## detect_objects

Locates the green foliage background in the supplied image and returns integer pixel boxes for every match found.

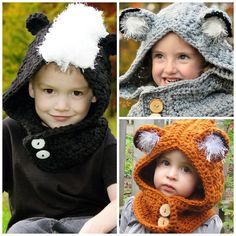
[2,2,116,232]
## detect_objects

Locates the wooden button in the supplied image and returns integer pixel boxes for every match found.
[157,217,169,227]
[149,99,164,113]
[149,113,161,117]
[160,204,170,217]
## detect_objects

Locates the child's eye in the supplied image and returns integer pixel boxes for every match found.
[179,54,189,60]
[160,159,169,166]
[153,53,164,59]
[182,166,191,173]
[43,89,53,94]
[73,91,83,96]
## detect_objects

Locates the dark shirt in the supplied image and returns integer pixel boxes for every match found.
[3,117,117,229]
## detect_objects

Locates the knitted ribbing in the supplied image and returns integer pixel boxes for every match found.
[133,120,229,233]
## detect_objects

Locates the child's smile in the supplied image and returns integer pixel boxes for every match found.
[160,77,182,85]
[151,32,205,87]
[28,63,97,128]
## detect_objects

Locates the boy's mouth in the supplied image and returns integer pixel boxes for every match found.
[51,115,71,122]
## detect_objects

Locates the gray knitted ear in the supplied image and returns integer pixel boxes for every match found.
[119,8,153,41]
[201,10,232,38]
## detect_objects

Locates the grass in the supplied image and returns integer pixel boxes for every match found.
[2,192,11,233]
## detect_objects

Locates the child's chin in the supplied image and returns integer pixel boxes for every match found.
[160,190,176,197]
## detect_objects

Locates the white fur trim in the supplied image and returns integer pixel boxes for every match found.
[121,16,149,39]
[202,17,227,38]
[199,134,228,162]
[38,4,108,72]
[136,131,160,153]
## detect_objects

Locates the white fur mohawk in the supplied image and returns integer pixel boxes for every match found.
[38,4,108,72]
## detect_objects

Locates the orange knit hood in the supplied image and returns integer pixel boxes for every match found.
[133,120,229,233]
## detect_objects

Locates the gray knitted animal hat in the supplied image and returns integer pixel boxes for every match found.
[119,2,233,97]
[3,4,116,124]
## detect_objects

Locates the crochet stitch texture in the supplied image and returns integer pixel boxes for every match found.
[3,4,115,171]
[133,120,229,233]
[120,2,233,117]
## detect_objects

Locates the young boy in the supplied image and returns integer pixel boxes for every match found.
[119,2,233,117]
[3,4,117,233]
[120,120,229,233]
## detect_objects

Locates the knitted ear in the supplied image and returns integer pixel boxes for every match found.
[202,10,232,38]
[26,13,50,36]
[199,132,229,162]
[134,127,161,153]
[119,8,153,41]
[99,33,117,56]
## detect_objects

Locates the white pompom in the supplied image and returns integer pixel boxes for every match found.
[120,16,149,41]
[38,4,108,72]
[199,134,228,162]
[202,17,227,38]
[136,131,160,153]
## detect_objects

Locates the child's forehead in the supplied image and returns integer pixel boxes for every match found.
[32,62,89,87]
[152,32,195,51]
[38,63,81,74]
[160,150,191,164]
[34,63,82,79]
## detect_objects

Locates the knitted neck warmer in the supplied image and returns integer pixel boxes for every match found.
[133,189,214,233]
[124,68,233,117]
[21,116,108,172]
[133,120,229,233]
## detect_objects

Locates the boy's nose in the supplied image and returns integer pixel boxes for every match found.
[54,97,70,111]
[164,60,177,74]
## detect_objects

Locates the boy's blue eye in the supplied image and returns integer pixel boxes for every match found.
[73,91,82,96]
[44,89,53,94]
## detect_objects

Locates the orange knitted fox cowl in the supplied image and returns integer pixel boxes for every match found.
[133,120,229,233]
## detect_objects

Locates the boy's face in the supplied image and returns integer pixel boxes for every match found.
[29,63,96,128]
[153,150,199,198]
[151,32,205,86]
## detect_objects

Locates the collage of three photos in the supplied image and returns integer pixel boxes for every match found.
[2,1,234,234]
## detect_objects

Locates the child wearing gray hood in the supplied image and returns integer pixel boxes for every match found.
[120,2,233,117]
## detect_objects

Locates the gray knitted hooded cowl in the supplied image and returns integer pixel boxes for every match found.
[119,2,233,117]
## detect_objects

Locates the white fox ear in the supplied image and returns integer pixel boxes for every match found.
[199,133,229,162]
[119,8,153,41]
[134,130,160,153]
[202,10,232,38]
